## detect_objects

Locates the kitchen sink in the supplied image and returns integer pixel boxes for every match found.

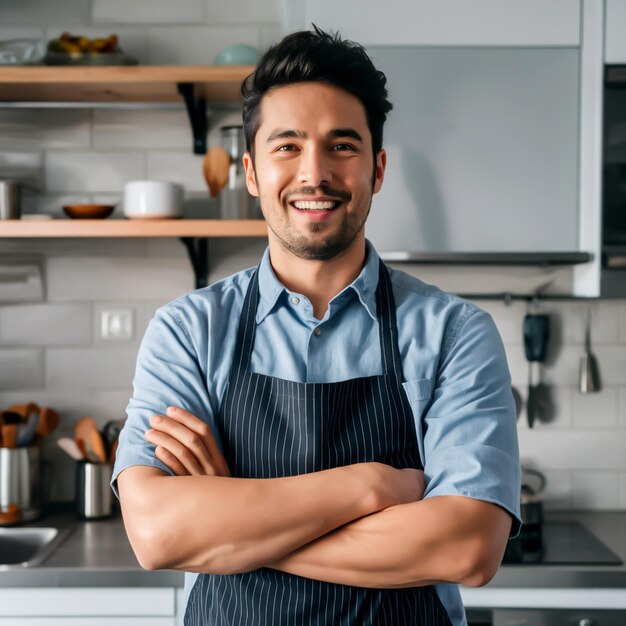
[0,527,71,568]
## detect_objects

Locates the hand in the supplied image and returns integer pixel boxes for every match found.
[144,406,230,477]
[366,463,425,509]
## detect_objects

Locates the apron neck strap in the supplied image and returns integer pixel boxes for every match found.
[232,259,404,380]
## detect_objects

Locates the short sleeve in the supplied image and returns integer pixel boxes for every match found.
[421,308,522,537]
[111,305,217,498]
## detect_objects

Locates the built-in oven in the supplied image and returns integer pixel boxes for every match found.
[601,65,626,295]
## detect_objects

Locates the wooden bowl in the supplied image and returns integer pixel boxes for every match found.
[63,204,115,219]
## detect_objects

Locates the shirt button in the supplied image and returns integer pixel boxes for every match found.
[314,327,322,337]
[290,296,300,305]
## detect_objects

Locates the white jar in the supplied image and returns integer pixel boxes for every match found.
[123,180,183,219]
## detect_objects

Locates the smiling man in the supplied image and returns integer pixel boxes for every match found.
[114,27,521,626]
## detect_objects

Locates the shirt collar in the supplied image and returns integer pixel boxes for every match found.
[255,240,380,324]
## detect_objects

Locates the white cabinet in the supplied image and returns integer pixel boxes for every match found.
[0,588,181,625]
[606,0,626,62]
[305,0,580,46]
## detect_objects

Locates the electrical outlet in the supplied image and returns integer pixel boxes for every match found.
[101,308,134,341]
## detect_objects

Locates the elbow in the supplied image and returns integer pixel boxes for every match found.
[458,539,504,587]
[127,521,170,571]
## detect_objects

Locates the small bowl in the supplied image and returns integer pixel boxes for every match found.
[63,204,116,219]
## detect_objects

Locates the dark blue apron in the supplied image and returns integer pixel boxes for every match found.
[184,260,453,625]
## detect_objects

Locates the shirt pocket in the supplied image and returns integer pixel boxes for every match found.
[401,378,434,461]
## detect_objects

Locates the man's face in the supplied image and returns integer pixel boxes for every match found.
[243,82,386,261]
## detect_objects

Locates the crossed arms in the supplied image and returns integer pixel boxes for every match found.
[117,407,512,589]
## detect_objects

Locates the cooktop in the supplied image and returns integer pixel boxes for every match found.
[502,521,623,565]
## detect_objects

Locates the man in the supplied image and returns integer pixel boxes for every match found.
[114,27,521,626]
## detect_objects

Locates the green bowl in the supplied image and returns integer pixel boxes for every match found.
[213,44,262,66]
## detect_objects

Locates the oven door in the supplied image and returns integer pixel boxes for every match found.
[494,608,626,625]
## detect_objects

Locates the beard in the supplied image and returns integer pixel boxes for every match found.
[260,183,372,261]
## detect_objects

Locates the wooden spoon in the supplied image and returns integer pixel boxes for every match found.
[75,416,101,463]
[1,424,18,448]
[37,407,60,437]
[87,428,107,464]
[8,402,40,421]
[202,146,231,198]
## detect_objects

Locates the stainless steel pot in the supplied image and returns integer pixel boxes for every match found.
[0,446,43,523]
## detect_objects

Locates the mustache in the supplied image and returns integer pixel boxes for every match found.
[285,185,351,203]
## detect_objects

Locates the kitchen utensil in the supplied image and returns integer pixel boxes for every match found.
[123,180,183,219]
[16,412,39,447]
[203,146,231,198]
[523,313,550,428]
[8,402,39,421]
[512,386,523,420]
[36,407,60,437]
[57,437,84,461]
[0,180,21,220]
[1,411,23,425]
[63,204,115,219]
[580,308,602,393]
[0,446,43,522]
[101,419,123,459]
[108,437,119,464]
[1,424,17,448]
[0,503,21,525]
[75,417,101,463]
[87,429,107,464]
[75,461,114,520]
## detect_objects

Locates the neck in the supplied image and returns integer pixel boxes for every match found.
[268,236,367,320]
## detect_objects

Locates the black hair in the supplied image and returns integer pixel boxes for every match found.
[241,25,392,159]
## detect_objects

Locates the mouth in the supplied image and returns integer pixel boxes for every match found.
[288,198,344,215]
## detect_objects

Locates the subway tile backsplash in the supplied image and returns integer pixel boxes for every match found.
[1,2,626,509]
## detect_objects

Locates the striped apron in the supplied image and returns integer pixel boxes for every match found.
[184,260,453,626]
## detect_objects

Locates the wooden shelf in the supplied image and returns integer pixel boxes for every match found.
[0,65,254,103]
[0,219,268,238]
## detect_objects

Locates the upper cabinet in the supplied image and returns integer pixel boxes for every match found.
[303,0,604,297]
[306,0,580,47]
[606,0,626,63]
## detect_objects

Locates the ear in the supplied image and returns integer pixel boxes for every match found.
[243,152,259,197]
[373,149,387,194]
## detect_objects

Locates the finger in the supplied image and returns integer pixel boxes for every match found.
[164,407,231,476]
[149,414,216,475]
[145,428,212,476]
[154,445,189,476]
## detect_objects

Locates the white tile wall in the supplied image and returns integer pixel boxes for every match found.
[2,3,626,510]
[93,0,206,25]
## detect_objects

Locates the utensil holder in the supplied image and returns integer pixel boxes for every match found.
[75,461,114,520]
[0,446,43,523]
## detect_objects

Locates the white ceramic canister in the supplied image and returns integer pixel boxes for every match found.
[123,180,184,219]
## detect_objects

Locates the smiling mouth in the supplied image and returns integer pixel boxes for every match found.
[290,200,341,211]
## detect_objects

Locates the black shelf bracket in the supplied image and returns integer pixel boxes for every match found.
[177,82,208,154]
[181,237,209,289]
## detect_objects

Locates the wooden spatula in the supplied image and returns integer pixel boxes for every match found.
[202,146,231,198]
[75,416,102,463]
[37,407,60,437]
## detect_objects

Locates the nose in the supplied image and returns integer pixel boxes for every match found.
[297,145,332,187]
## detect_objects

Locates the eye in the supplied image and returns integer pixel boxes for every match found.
[332,143,357,152]
[275,144,298,152]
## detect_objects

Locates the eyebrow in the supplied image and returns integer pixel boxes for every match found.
[266,128,364,143]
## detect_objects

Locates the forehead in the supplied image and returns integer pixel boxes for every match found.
[257,82,370,140]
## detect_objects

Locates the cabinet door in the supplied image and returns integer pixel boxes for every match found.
[365,46,580,254]
[0,588,176,619]
[606,0,626,62]
[305,0,580,46]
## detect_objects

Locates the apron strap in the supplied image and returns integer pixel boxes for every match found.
[232,268,260,373]
[377,260,405,380]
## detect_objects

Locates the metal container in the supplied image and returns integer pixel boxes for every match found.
[75,461,114,520]
[219,125,261,219]
[0,447,43,523]
[0,180,21,220]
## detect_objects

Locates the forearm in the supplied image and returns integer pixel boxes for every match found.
[267,496,512,588]
[118,464,384,575]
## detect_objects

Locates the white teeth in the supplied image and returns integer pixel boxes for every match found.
[293,200,337,210]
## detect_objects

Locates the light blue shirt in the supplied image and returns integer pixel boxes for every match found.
[113,240,521,626]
